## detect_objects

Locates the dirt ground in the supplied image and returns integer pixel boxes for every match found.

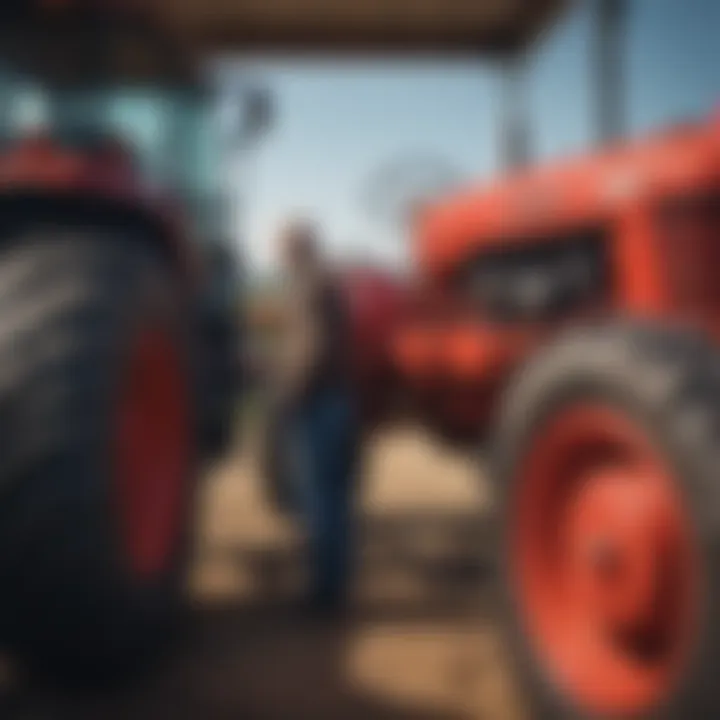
[1,428,526,720]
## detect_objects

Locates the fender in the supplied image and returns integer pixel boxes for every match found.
[0,135,201,286]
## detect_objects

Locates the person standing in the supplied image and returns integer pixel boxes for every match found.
[273,219,358,612]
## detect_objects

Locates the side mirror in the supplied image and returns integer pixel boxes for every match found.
[241,85,274,142]
[221,83,275,149]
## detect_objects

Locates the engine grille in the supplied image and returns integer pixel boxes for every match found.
[454,228,610,324]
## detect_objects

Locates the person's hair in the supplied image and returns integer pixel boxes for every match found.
[280,218,320,262]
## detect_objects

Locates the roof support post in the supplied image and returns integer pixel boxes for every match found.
[498,50,530,171]
[594,0,628,143]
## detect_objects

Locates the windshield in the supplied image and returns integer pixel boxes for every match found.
[0,68,229,241]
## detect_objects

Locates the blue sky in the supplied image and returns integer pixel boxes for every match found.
[220,0,719,275]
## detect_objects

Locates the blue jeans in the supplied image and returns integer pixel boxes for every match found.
[290,387,358,606]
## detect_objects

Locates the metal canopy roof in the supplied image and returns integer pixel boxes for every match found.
[148,0,567,56]
[0,0,567,90]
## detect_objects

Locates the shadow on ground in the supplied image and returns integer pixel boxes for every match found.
[0,507,509,720]
[222,510,500,622]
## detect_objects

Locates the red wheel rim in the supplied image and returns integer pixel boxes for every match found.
[511,404,699,716]
[116,329,190,580]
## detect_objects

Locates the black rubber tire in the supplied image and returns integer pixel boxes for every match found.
[196,308,241,462]
[203,417,235,463]
[0,232,198,687]
[196,241,243,462]
[491,320,720,719]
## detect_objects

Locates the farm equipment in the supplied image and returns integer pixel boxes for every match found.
[6,0,711,716]
[389,114,720,719]
[247,99,720,720]
[0,1,271,682]
[254,1,720,718]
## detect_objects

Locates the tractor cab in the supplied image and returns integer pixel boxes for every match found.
[0,4,271,253]
[0,66,207,198]
[0,4,273,467]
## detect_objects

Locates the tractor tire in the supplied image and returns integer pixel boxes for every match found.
[491,321,720,719]
[0,233,197,686]
[197,303,241,463]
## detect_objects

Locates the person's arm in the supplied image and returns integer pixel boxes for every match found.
[275,275,324,407]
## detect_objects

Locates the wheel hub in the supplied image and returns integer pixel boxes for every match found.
[116,329,190,580]
[512,404,697,716]
[568,470,675,634]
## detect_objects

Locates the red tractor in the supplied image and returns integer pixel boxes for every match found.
[291,114,718,720]
[252,0,720,711]
[0,2,271,683]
